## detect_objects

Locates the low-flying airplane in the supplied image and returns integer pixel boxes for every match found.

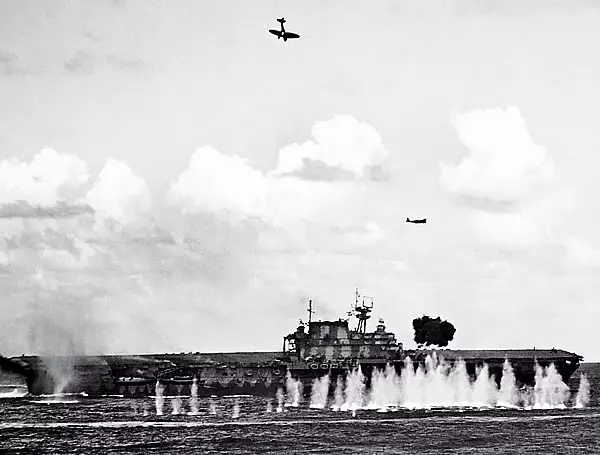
[406,217,427,224]
[269,18,300,41]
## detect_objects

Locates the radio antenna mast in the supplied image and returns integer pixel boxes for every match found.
[307,299,314,324]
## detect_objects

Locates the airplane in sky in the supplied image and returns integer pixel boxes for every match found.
[406,217,427,224]
[269,18,300,42]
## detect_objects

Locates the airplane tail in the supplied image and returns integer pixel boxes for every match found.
[406,217,410,222]
[277,17,286,24]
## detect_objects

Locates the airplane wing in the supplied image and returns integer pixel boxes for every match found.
[283,32,300,39]
[269,29,282,37]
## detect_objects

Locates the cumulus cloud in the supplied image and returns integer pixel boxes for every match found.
[0,148,89,206]
[167,116,389,234]
[439,106,571,248]
[0,116,395,357]
[440,106,554,205]
[168,145,267,221]
[85,158,152,227]
[271,115,389,181]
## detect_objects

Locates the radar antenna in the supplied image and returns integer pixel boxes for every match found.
[307,299,314,324]
[352,288,373,334]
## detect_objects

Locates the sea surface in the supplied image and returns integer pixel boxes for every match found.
[0,363,599,454]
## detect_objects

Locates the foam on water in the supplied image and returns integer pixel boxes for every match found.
[0,388,28,399]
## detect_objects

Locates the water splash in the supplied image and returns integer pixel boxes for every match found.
[44,357,74,396]
[497,359,519,408]
[309,374,330,409]
[189,378,199,415]
[266,399,273,413]
[0,388,28,399]
[285,372,302,407]
[171,396,182,415]
[575,374,590,408]
[209,398,217,416]
[276,387,284,413]
[154,381,164,416]
[324,355,573,411]
[533,363,570,409]
[341,367,366,411]
[471,364,497,407]
[232,398,240,419]
[331,376,344,411]
[367,364,401,411]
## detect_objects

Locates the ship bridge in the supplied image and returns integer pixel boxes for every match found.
[283,292,403,363]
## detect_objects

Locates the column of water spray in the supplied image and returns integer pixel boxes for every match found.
[532,364,570,409]
[471,364,498,407]
[309,374,331,409]
[497,359,519,408]
[189,378,199,415]
[275,387,284,412]
[331,376,344,411]
[232,398,240,419]
[575,374,591,408]
[284,372,302,407]
[155,380,165,416]
[341,367,366,412]
[349,356,581,411]
[171,396,183,415]
[367,364,401,411]
[271,355,589,415]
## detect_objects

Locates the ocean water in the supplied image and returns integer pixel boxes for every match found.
[0,363,598,454]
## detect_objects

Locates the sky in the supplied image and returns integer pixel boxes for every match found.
[1,0,600,361]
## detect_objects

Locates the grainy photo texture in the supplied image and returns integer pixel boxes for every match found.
[0,0,598,453]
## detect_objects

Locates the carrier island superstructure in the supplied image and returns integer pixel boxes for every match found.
[1,290,583,397]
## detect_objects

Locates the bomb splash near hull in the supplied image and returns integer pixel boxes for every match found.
[1,290,583,405]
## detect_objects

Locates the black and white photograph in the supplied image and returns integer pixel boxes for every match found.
[0,0,599,453]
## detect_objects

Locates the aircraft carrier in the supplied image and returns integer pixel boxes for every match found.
[0,290,583,398]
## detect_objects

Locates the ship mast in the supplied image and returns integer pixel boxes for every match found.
[353,288,373,334]
[307,299,314,324]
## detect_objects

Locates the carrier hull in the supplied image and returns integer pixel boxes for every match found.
[0,292,584,398]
